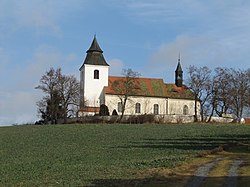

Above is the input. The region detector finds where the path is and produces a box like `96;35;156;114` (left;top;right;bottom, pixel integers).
224;158;244;187
187;157;222;187
187;157;244;187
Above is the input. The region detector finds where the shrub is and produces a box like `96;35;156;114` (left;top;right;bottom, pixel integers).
99;104;110;116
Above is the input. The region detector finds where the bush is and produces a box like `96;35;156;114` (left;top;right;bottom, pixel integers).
99;104;110;116
127;114;155;124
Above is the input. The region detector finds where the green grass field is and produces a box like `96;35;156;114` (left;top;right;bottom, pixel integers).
1;124;250;186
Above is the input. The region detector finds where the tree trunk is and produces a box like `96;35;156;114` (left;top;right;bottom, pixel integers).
194;94;198;122
119;97;127;123
207;98;215;122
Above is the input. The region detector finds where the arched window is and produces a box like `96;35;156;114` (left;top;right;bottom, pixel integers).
183;105;189;115
94;70;99;79
153;104;159;115
135;103;141;113
118;102;122;113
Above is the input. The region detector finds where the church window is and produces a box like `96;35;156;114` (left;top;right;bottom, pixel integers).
153;104;159;115
118;102;122;113
135;103;141;113
94;70;99;79
183;105;189;115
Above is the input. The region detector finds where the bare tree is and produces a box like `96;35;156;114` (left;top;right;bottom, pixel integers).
36;68;61;124
188;66;250;121
111;68;141;121
212;67;232;117
36;68;80;124
228;68;249;119
186;66;212;122
246;68;250;116
57;73;80;123
247;69;250;108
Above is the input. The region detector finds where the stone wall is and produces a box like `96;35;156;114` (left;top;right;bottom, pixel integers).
64;115;236;124
203;116;234;123
154;114;195;123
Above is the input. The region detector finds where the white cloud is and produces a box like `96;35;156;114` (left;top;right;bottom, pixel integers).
147;35;209;69
11;46;62;91
121;0;250;24
16;45;79;89
0;45;79;126
144;34;232;82
120;0;206;23
0;91;41;126
0;0;86;36
108;59;124;75
0;47;9;70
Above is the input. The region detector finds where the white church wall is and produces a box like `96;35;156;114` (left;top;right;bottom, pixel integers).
81;64;109;107
167;98;196;115
105;95;199;116
105;94;167;115
80;68;85;105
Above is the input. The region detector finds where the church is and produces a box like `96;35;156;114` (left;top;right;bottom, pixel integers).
78;36;198;117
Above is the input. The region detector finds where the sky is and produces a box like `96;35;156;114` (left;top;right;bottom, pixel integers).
0;0;250;126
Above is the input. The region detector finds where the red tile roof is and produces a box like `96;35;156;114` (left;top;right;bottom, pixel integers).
165;84;196;100
104;76;195;99
79;107;100;113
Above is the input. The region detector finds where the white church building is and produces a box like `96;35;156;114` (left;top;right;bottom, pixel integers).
78;36;199;116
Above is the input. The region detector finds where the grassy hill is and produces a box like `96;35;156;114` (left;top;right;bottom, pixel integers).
1;124;250;186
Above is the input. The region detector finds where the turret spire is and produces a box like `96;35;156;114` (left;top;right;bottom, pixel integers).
175;53;183;87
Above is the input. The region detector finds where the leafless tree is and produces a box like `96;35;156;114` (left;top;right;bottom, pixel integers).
212;67;232;117
187;66;250;121
36;68;80;124
228;68;249;118
246;68;250;116
186;66;212;122
111;68;141;122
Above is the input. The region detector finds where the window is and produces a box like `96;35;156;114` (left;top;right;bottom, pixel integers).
118;102;122;113
94;70;99;79
153;104;159;115
183;105;189;115
135;103;141;113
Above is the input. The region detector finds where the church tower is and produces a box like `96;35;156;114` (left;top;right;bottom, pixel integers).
79;35;109;109
175;54;183;87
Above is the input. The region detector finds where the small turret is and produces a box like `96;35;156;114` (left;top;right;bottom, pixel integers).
175;53;183;87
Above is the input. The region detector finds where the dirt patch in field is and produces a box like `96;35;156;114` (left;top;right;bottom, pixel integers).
132;143;250;187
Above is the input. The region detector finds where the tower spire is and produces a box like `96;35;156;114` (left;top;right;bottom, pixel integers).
87;35;103;53
79;35;109;67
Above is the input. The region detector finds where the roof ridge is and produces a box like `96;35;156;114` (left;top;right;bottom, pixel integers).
108;75;164;80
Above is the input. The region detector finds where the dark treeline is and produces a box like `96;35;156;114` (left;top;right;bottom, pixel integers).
186;66;250;122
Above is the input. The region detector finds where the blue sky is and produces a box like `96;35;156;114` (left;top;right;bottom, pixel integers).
0;0;250;126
